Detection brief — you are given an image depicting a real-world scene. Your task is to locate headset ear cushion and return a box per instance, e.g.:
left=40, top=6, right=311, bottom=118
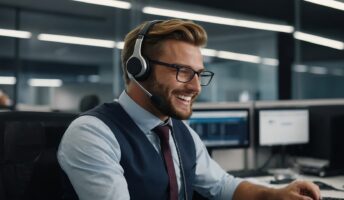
left=135, top=57, right=151, bottom=81
left=127, top=57, right=142, bottom=77
left=126, top=56, right=151, bottom=81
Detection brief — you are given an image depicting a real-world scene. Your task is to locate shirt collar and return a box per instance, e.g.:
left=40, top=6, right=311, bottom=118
left=118, top=91, right=171, bottom=133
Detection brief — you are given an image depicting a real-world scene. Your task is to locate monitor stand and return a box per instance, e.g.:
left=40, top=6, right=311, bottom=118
left=280, top=146, right=287, bottom=168
left=272, top=146, right=288, bottom=168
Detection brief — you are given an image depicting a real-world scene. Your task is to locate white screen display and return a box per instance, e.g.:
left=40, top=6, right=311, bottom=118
left=259, top=109, right=309, bottom=146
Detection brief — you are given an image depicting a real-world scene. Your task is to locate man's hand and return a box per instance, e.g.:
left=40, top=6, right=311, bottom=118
left=233, top=180, right=321, bottom=200
left=274, top=180, right=321, bottom=200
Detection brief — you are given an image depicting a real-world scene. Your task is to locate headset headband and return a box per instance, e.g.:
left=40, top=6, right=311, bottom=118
left=126, top=20, right=163, bottom=81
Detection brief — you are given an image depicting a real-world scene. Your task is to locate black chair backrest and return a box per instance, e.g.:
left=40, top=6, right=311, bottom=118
left=4, top=121, right=45, bottom=163
left=0, top=111, right=77, bottom=200
left=2, top=121, right=45, bottom=200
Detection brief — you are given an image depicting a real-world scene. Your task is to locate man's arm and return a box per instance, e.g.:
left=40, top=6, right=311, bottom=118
left=185, top=124, right=244, bottom=199
left=58, top=115, right=130, bottom=200
left=233, top=180, right=321, bottom=200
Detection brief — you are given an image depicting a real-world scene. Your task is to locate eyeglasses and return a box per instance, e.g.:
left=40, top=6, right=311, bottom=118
left=148, top=59, right=214, bottom=86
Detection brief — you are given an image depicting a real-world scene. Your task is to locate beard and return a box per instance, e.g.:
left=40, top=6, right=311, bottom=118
left=145, top=76, right=196, bottom=120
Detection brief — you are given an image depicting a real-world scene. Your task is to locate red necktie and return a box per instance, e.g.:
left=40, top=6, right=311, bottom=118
left=153, top=125, right=178, bottom=200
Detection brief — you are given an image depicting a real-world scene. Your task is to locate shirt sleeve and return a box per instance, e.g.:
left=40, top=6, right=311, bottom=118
left=57, top=115, right=129, bottom=200
left=185, top=123, right=244, bottom=200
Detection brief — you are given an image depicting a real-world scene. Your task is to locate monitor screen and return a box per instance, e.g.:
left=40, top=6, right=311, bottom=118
left=187, top=109, right=250, bottom=148
left=258, top=109, right=309, bottom=146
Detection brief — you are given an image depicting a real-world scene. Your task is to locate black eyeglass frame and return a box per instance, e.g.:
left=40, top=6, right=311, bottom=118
left=148, top=59, right=214, bottom=86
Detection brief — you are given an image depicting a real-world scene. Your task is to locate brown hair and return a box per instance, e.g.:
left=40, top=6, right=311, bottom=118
left=121, top=19, right=207, bottom=84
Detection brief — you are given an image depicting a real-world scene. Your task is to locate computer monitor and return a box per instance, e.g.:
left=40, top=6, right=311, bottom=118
left=257, top=108, right=309, bottom=146
left=187, top=108, right=250, bottom=148
left=295, top=105, right=344, bottom=171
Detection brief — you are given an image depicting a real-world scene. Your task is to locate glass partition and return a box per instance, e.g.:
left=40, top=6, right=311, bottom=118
left=2, top=0, right=341, bottom=111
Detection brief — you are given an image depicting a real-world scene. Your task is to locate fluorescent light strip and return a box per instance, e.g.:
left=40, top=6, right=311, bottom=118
left=294, top=31, right=344, bottom=50
left=143, top=7, right=294, bottom=33
left=262, top=58, right=279, bottom=66
left=201, top=48, right=218, bottom=57
left=116, top=41, right=125, bottom=49
left=309, top=66, right=328, bottom=75
left=71, top=0, right=131, bottom=9
left=0, top=76, right=16, bottom=85
left=304, top=0, right=344, bottom=11
left=28, top=79, right=63, bottom=87
left=88, top=75, right=100, bottom=83
left=0, top=28, right=32, bottom=39
left=293, top=64, right=308, bottom=73
left=38, top=34, right=116, bottom=48
left=201, top=48, right=278, bottom=66
left=295, top=64, right=344, bottom=76
left=217, top=51, right=261, bottom=64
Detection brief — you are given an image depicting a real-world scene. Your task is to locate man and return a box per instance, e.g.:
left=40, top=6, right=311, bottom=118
left=58, top=19, right=320, bottom=200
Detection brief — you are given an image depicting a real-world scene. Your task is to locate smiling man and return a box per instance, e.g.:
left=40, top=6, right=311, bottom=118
left=128, top=39, right=203, bottom=121
left=58, top=19, right=321, bottom=200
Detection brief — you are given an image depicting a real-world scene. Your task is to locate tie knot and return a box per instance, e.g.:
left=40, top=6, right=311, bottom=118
left=153, top=124, right=170, bottom=142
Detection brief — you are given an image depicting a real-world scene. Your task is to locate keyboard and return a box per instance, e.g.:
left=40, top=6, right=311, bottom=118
left=313, top=181, right=344, bottom=192
left=322, top=197, right=344, bottom=200
left=228, top=169, right=270, bottom=178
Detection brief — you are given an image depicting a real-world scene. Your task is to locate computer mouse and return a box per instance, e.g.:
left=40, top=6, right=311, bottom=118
left=269, top=173, right=296, bottom=184
left=274, top=173, right=294, bottom=181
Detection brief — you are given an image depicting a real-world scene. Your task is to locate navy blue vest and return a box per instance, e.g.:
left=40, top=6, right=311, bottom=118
left=83, top=102, right=196, bottom=200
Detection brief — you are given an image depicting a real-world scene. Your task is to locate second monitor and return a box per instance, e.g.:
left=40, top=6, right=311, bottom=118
left=257, top=108, right=309, bottom=146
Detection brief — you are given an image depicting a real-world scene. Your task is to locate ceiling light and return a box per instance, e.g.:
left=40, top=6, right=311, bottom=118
left=116, top=41, right=124, bottom=49
left=309, top=66, right=328, bottom=75
left=261, top=58, right=279, bottom=66
left=294, top=31, right=344, bottom=50
left=0, top=76, right=16, bottom=85
left=201, top=48, right=218, bottom=57
left=142, top=7, right=294, bottom=33
left=293, top=64, right=308, bottom=73
left=88, top=75, right=100, bottom=83
left=38, top=34, right=116, bottom=48
left=71, top=0, right=131, bottom=9
left=304, top=0, right=344, bottom=11
left=217, top=51, right=261, bottom=63
left=28, top=79, right=63, bottom=87
left=201, top=48, right=278, bottom=66
left=0, top=28, right=32, bottom=39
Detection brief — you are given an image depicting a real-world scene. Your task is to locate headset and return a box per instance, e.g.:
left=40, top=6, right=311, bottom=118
left=126, top=20, right=162, bottom=81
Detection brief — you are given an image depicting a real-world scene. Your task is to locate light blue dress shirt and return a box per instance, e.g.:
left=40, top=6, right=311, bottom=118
left=58, top=91, right=243, bottom=200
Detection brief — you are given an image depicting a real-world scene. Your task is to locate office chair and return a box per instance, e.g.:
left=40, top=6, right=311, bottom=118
left=1, top=121, right=46, bottom=200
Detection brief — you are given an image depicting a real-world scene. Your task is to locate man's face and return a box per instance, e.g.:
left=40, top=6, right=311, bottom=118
left=145, top=40, right=204, bottom=120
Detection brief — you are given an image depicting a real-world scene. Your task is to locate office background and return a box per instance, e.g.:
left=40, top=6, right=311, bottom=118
left=0, top=0, right=344, bottom=173
left=0, top=0, right=343, bottom=112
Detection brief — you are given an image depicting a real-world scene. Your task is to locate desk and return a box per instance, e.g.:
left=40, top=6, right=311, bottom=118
left=247, top=175, right=344, bottom=198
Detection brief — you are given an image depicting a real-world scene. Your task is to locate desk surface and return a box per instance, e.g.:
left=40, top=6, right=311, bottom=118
left=248, top=175, right=344, bottom=198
